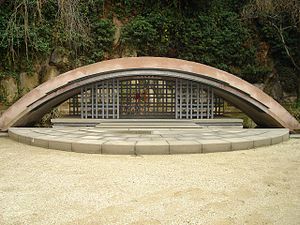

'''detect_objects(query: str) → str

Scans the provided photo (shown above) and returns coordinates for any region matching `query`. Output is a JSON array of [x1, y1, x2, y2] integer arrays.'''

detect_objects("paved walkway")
[[8, 127, 289, 154]]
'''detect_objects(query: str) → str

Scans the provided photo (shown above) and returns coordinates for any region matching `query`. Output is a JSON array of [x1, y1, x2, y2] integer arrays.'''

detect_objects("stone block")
[[31, 138, 49, 148], [72, 140, 102, 154], [8, 130, 19, 142], [253, 138, 271, 148], [271, 136, 283, 145], [102, 141, 136, 155], [18, 135, 32, 145], [198, 140, 231, 153], [49, 140, 72, 151], [135, 141, 169, 155], [282, 133, 289, 141], [224, 138, 254, 151], [169, 141, 201, 154]]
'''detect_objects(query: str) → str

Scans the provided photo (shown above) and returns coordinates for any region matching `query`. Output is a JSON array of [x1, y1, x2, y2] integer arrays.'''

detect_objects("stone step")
[[96, 123, 199, 127], [95, 126, 202, 129], [51, 118, 243, 128]]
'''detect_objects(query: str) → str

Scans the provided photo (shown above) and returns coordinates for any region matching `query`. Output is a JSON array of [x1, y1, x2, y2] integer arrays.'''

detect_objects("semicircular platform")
[[8, 127, 289, 154]]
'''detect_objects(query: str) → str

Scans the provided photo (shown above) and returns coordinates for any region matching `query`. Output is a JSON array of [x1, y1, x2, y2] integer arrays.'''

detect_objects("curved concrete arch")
[[0, 57, 299, 131]]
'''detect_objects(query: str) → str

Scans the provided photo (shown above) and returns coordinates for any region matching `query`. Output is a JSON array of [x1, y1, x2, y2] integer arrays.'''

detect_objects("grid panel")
[[175, 79, 220, 119], [119, 78, 176, 119], [68, 77, 224, 119]]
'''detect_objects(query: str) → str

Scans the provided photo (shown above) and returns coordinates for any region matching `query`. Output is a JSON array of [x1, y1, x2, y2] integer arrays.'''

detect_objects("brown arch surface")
[[0, 57, 299, 131]]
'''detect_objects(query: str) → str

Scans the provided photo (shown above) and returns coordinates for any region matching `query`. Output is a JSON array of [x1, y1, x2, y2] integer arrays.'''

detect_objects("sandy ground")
[[0, 137, 299, 225]]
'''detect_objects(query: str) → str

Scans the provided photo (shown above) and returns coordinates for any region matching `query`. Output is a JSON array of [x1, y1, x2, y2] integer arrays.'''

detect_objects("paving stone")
[[169, 141, 201, 154], [18, 135, 32, 145], [177, 137, 200, 141], [7, 127, 289, 154], [164, 138, 179, 142], [283, 133, 290, 141], [8, 130, 19, 142], [136, 141, 169, 155], [223, 138, 254, 151], [271, 136, 283, 145], [81, 136, 103, 139], [72, 140, 103, 154], [49, 140, 72, 151], [126, 138, 151, 142], [103, 137, 126, 141], [63, 134, 84, 138], [253, 137, 271, 148], [140, 134, 162, 138], [102, 141, 136, 154], [30, 138, 49, 148], [198, 140, 231, 153]]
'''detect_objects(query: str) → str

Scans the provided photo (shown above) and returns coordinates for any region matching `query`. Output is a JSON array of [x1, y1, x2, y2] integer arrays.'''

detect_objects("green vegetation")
[[0, 0, 299, 108]]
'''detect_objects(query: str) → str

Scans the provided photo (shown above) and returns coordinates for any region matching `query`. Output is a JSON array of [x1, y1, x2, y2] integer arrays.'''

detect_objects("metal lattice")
[[69, 76, 224, 119], [119, 77, 176, 119]]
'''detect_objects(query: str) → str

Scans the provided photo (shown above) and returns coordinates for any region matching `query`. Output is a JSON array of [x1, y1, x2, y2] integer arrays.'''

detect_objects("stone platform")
[[8, 127, 289, 154]]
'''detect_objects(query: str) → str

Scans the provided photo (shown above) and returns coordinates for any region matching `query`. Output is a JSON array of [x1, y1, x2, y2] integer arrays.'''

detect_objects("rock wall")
[[0, 36, 297, 110], [0, 49, 64, 108]]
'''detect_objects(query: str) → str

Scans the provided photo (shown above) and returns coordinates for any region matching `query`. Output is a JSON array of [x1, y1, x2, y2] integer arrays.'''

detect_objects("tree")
[[243, 0, 300, 99]]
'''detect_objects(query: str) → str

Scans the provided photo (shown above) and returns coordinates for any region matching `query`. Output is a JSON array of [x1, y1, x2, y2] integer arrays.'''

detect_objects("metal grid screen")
[[119, 78, 176, 119], [69, 76, 224, 119]]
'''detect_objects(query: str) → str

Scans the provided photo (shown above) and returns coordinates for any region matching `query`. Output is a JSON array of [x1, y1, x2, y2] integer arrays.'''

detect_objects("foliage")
[[90, 19, 115, 61], [243, 0, 300, 98], [276, 65, 298, 93], [0, 0, 299, 105], [0, 0, 115, 75], [121, 16, 158, 55], [121, 9, 267, 82], [286, 101, 300, 122]]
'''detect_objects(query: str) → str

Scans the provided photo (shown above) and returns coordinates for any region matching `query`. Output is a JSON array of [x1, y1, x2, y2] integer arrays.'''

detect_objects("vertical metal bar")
[[175, 79, 178, 119], [101, 83, 104, 119], [200, 84, 203, 119], [180, 79, 182, 119], [112, 79, 115, 119], [117, 79, 119, 119], [190, 82, 193, 119], [85, 86, 88, 119], [186, 81, 189, 119], [207, 87, 210, 119], [96, 84, 98, 119], [197, 83, 199, 119], [106, 80, 109, 119], [80, 88, 83, 119], [144, 80, 146, 116], [211, 89, 214, 119], [165, 81, 167, 114], [91, 85, 94, 119]]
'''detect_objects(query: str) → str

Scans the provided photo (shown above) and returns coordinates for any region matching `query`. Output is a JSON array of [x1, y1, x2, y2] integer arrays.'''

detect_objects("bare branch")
[[56, 0, 90, 50], [272, 23, 300, 71]]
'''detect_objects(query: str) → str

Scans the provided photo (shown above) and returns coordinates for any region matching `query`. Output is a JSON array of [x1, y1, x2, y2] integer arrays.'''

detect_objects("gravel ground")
[[0, 137, 299, 225]]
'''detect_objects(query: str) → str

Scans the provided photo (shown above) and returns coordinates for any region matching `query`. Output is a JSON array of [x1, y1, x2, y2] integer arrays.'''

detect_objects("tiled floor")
[[8, 127, 289, 154]]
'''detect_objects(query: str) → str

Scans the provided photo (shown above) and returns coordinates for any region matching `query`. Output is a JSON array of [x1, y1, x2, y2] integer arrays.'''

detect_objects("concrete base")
[[8, 127, 289, 155]]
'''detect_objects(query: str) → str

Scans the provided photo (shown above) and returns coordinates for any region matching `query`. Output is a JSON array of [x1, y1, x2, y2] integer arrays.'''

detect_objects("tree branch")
[[272, 23, 300, 72]]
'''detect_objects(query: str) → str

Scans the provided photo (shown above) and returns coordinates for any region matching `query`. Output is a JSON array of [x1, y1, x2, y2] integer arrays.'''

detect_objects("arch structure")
[[0, 57, 299, 131]]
